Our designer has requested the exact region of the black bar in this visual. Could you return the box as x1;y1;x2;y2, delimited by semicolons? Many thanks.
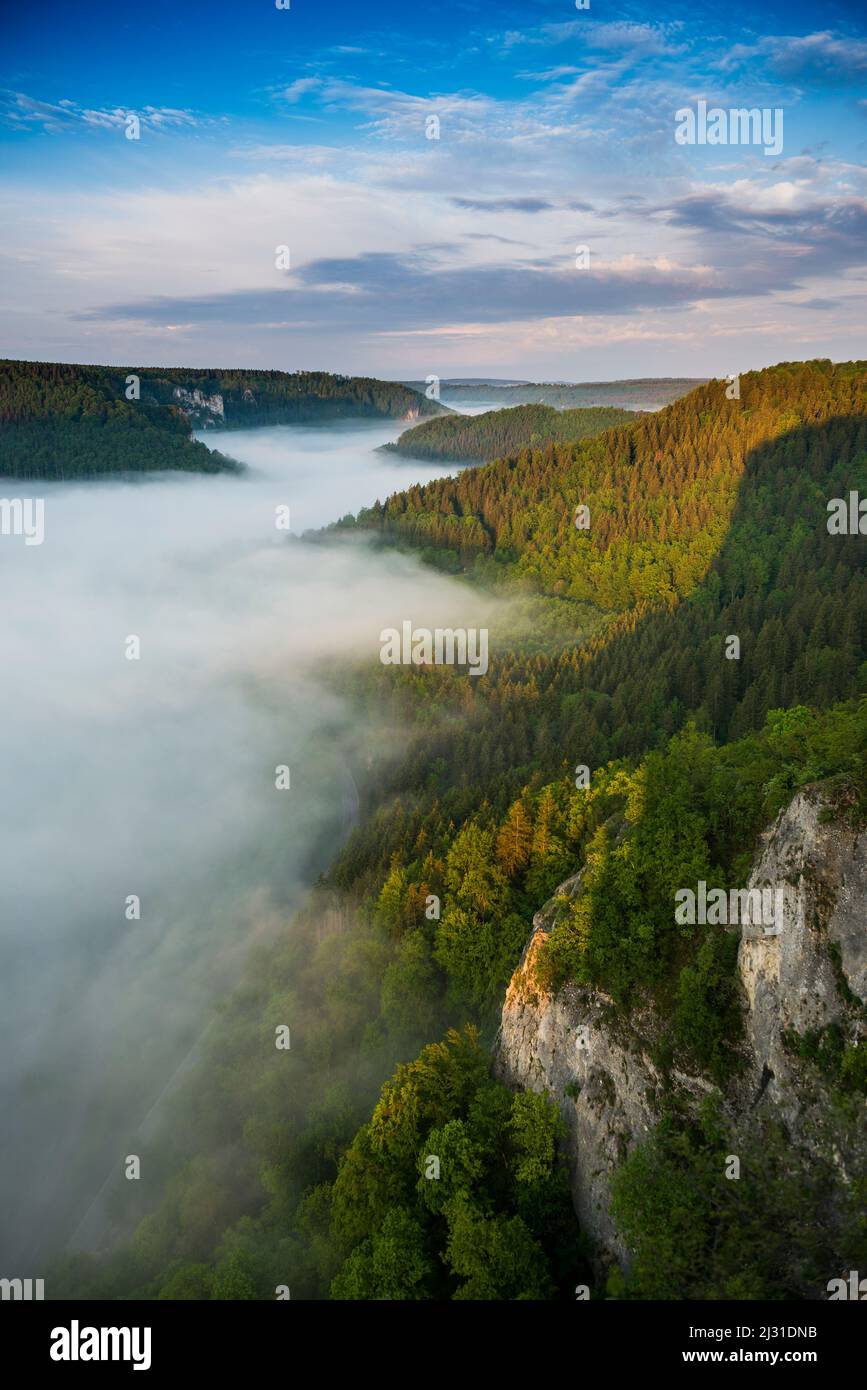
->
4;1298;862;1375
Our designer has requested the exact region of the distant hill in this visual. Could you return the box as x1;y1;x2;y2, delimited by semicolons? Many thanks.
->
401;377;707;411
383;402;636;463
0;360;441;479
403;377;531;388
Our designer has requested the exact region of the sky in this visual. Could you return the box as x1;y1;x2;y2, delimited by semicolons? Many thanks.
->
1;0;866;380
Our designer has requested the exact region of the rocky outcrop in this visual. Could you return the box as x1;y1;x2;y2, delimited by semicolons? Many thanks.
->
738;786;867;1151
495;787;866;1271
172;386;225;427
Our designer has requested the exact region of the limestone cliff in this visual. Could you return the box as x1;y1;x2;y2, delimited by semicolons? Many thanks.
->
172;386;225;428
495;786;867;1276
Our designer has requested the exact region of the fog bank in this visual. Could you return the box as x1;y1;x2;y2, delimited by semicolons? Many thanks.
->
0;421;496;1269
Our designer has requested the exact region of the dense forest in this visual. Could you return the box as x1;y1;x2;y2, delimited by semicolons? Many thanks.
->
52;359;867;1300
383;403;635;463
0;360;438;478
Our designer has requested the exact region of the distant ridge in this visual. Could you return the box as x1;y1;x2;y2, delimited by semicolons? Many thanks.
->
399;377;708;410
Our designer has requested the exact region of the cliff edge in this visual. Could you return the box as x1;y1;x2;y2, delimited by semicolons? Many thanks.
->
495;787;867;1279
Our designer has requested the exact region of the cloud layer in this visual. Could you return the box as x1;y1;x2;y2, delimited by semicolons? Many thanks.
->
1;6;865;376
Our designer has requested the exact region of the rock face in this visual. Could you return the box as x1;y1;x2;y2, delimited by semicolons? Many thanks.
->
739;788;866;1113
495;787;867;1272
172;387;225;427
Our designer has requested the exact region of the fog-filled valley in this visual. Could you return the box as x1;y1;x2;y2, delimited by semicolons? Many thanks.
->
0;419;494;1270
4;361;867;1313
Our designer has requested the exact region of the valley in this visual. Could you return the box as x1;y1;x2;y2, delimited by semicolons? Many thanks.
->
27;358;867;1302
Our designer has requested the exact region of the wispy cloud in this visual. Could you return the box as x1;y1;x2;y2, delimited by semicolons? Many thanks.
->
0;90;205;134
500;18;682;58
719;31;867;85
452;196;562;212
449;196;596;215
281;78;324;104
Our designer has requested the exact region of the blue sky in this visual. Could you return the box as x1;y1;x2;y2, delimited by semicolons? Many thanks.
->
1;0;866;378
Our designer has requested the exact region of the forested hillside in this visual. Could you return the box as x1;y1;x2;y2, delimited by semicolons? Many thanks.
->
383;403;635;462
0;360;438;478
53;359;867;1301
341;360;867;610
